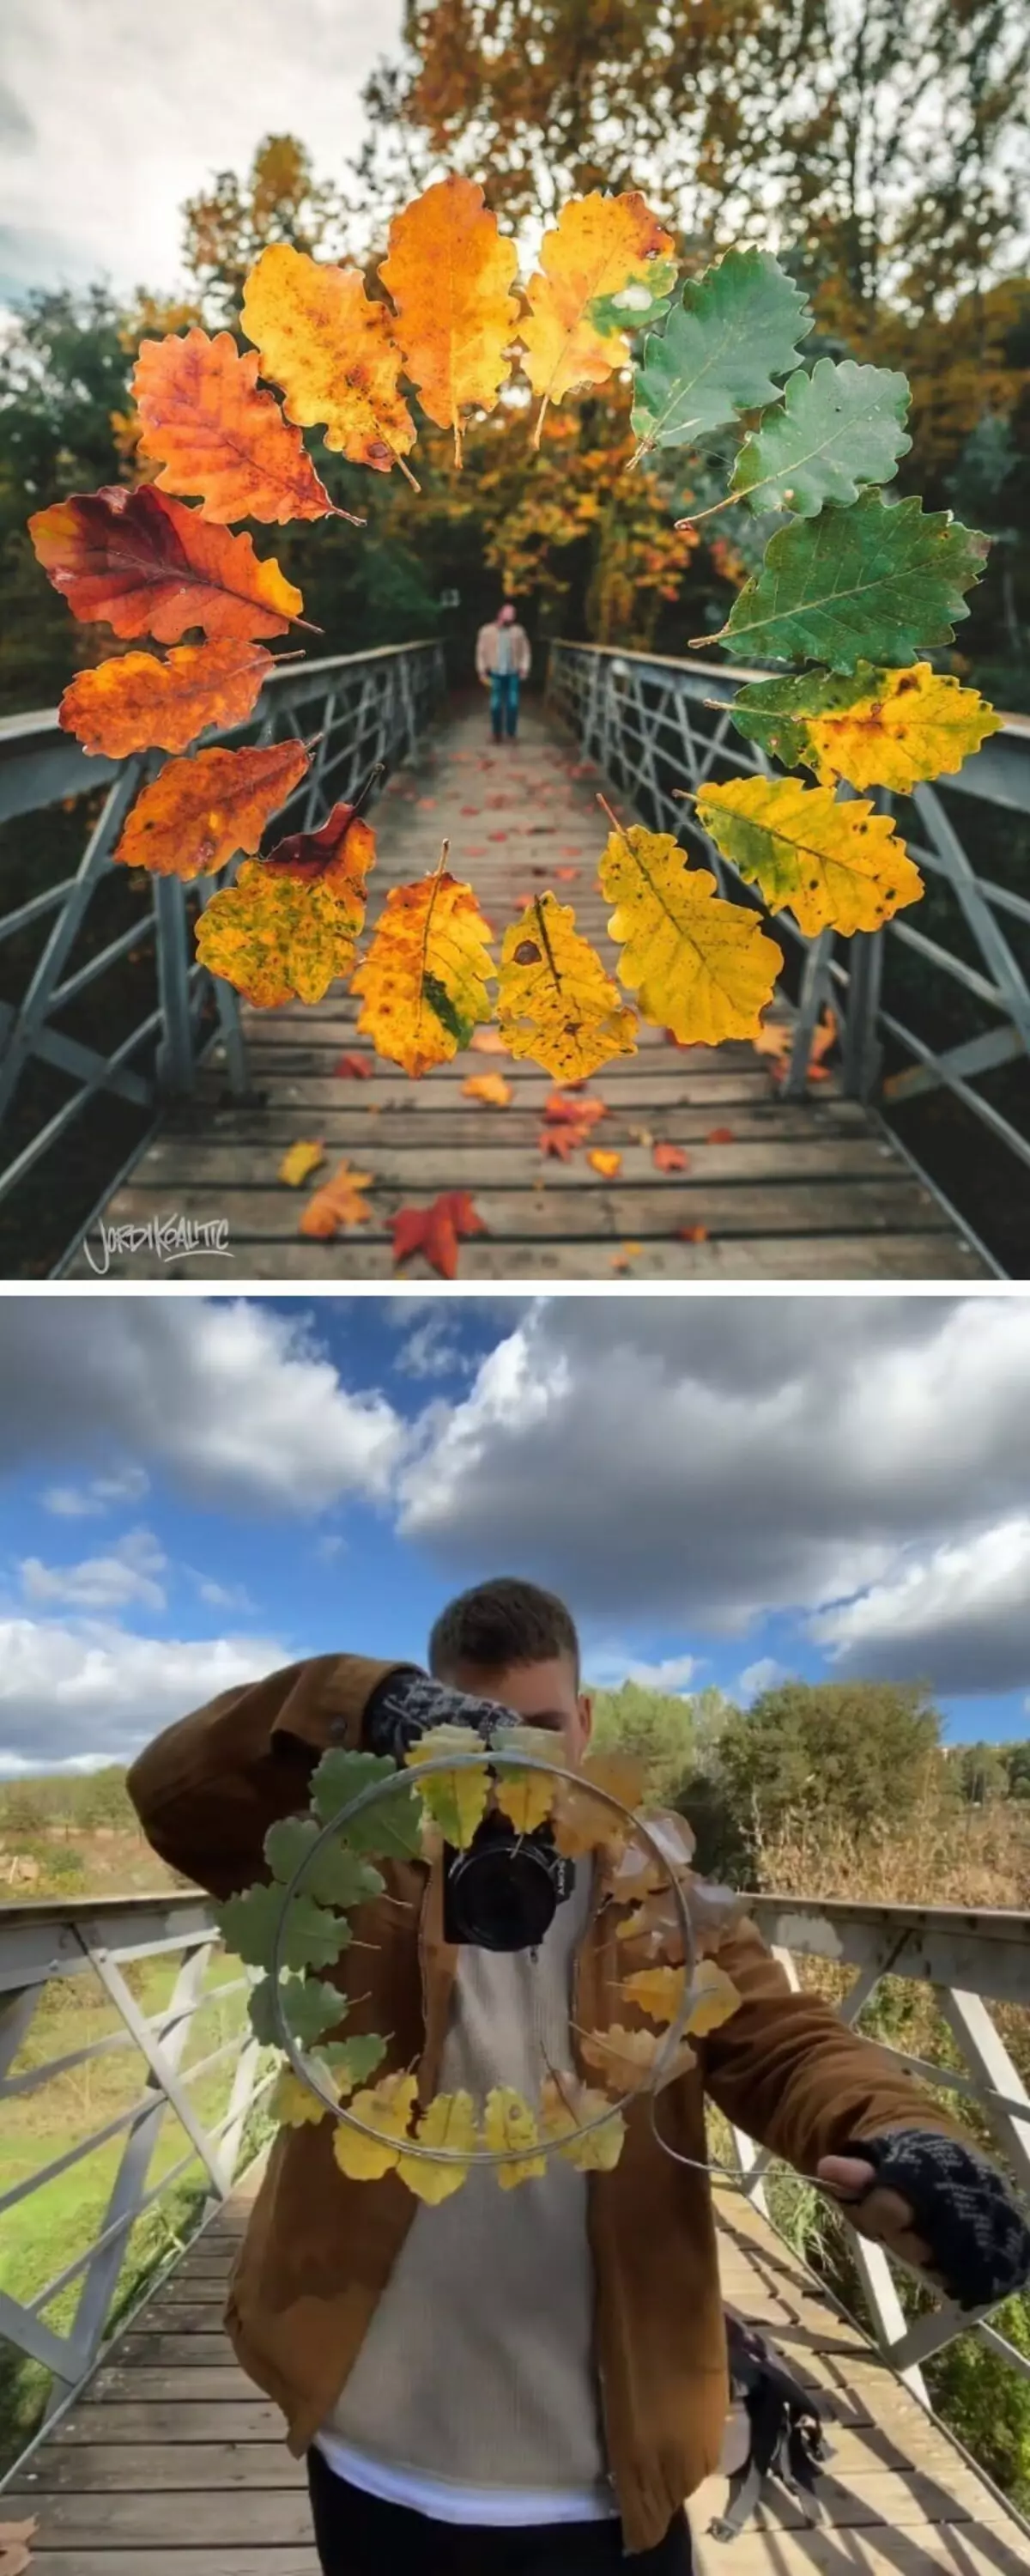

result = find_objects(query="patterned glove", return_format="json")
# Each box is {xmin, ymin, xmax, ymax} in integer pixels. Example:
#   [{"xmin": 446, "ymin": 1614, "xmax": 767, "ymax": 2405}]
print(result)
[
  {"xmin": 838, "ymin": 2129, "xmax": 1030, "ymax": 2310},
  {"xmin": 362, "ymin": 1669, "xmax": 519, "ymax": 1766}
]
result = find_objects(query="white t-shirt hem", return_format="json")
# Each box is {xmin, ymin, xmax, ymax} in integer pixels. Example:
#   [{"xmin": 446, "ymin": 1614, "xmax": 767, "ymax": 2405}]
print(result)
[{"xmin": 312, "ymin": 2429, "xmax": 620, "ymax": 2526}]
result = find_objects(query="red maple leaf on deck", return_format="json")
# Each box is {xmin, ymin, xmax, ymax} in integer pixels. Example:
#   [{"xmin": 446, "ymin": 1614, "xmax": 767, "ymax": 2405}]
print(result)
[{"xmin": 391, "ymin": 1189, "xmax": 487, "ymax": 1280}]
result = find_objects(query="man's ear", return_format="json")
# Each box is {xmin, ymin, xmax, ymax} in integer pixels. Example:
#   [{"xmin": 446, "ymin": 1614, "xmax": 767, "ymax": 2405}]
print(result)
[{"xmin": 578, "ymin": 1692, "xmax": 593, "ymax": 1746}]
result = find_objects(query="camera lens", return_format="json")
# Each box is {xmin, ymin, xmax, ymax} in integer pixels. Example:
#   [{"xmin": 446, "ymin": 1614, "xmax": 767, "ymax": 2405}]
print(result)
[{"xmin": 445, "ymin": 1835, "xmax": 560, "ymax": 1951}]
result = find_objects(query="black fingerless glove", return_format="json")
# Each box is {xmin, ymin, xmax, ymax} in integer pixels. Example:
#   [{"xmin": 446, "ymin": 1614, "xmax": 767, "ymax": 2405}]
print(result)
[
  {"xmin": 363, "ymin": 1669, "xmax": 519, "ymax": 1766},
  {"xmin": 839, "ymin": 2129, "xmax": 1030, "ymax": 2310}
]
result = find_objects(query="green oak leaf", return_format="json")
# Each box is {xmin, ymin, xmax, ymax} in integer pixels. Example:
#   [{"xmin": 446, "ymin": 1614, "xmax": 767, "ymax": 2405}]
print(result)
[
  {"xmin": 215, "ymin": 1882, "xmax": 353, "ymax": 1975},
  {"xmin": 730, "ymin": 359, "xmax": 911, "ymax": 517},
  {"xmin": 247, "ymin": 1972, "xmax": 348, "ymax": 2050},
  {"xmin": 712, "ymin": 489, "xmax": 989, "ymax": 671},
  {"xmin": 264, "ymin": 1815, "xmax": 385, "ymax": 1910},
  {"xmin": 631, "ymin": 249, "xmax": 811, "ymax": 458},
  {"xmin": 318, "ymin": 2032, "xmax": 390, "ymax": 2093},
  {"xmin": 588, "ymin": 255, "xmax": 679, "ymax": 341},
  {"xmin": 728, "ymin": 663, "xmax": 894, "ymax": 769},
  {"xmin": 310, "ymin": 1746, "xmax": 424, "ymax": 1858}
]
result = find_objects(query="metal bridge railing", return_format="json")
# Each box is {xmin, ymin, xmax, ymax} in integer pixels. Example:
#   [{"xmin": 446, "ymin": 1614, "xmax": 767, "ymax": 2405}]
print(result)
[
  {"xmin": 548, "ymin": 641, "xmax": 1030, "ymax": 1267},
  {"xmin": 1, "ymin": 1888, "xmax": 1027, "ymax": 2510},
  {"xmin": 0, "ymin": 639, "xmax": 446, "ymax": 1252},
  {"xmin": 0, "ymin": 1890, "xmax": 273, "ymax": 2476}
]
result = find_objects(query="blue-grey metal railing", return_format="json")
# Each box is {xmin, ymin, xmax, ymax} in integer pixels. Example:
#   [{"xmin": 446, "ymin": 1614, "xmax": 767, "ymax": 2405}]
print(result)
[
  {"xmin": 0, "ymin": 639, "xmax": 446, "ymax": 1261},
  {"xmin": 548, "ymin": 641, "xmax": 1030, "ymax": 1269}
]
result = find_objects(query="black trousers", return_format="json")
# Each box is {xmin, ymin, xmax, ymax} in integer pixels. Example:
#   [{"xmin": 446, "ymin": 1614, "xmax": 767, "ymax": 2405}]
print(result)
[{"xmin": 306, "ymin": 2448, "xmax": 694, "ymax": 2575}]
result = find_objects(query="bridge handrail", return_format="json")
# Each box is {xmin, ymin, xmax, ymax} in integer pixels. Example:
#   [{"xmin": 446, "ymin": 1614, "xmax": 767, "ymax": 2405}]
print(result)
[
  {"xmin": 547, "ymin": 639, "xmax": 1030, "ymax": 1278},
  {"xmin": 1, "ymin": 1886, "xmax": 1027, "ymax": 2494},
  {"xmin": 0, "ymin": 639, "xmax": 447, "ymax": 1273}
]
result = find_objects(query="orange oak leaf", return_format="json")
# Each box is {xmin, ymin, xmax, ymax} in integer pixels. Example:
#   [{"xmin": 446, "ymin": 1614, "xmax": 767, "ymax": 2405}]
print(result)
[
  {"xmin": 242, "ymin": 246, "xmax": 419, "ymax": 485},
  {"xmin": 588, "ymin": 1147, "xmax": 622, "ymax": 1176},
  {"xmin": 279, "ymin": 1139, "xmax": 325, "ymax": 1186},
  {"xmin": 300, "ymin": 1159, "xmax": 374, "ymax": 1236},
  {"xmin": 554, "ymin": 865, "xmax": 581, "ymax": 881},
  {"xmin": 543, "ymin": 1091, "xmax": 608, "ymax": 1130},
  {"xmin": 463, "ymin": 1072, "xmax": 513, "ymax": 1106},
  {"xmin": 652, "ymin": 1142, "xmax": 688, "ymax": 1172},
  {"xmin": 196, "ymin": 804, "xmax": 376, "ymax": 1003},
  {"xmin": 58, "ymin": 640, "xmax": 274, "ymax": 757},
  {"xmin": 521, "ymin": 192, "xmax": 675, "ymax": 440},
  {"xmin": 133, "ymin": 328, "xmax": 342, "ymax": 525},
  {"xmin": 391, "ymin": 1189, "xmax": 487, "ymax": 1280},
  {"xmin": 539, "ymin": 1127, "xmax": 579, "ymax": 1160},
  {"xmin": 114, "ymin": 738, "xmax": 308, "ymax": 878},
  {"xmin": 679, "ymin": 1224, "xmax": 710, "ymax": 1242},
  {"xmin": 470, "ymin": 1028, "xmax": 510, "ymax": 1055},
  {"xmin": 334, "ymin": 1052, "xmax": 374, "ymax": 1078},
  {"xmin": 752, "ymin": 1007, "xmax": 837, "ymax": 1082},
  {"xmin": 379, "ymin": 175, "xmax": 519, "ymax": 466},
  {"xmin": 28, "ymin": 486, "xmax": 303, "ymax": 641}
]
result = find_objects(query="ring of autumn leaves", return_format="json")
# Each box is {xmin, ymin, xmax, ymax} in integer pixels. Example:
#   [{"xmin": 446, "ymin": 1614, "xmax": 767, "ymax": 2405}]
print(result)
[
  {"xmin": 211, "ymin": 1728, "xmax": 747, "ymax": 2199},
  {"xmin": 31, "ymin": 173, "xmax": 1001, "ymax": 1105}
]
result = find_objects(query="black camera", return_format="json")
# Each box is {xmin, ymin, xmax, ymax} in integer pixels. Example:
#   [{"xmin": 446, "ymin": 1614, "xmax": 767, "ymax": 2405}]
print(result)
[{"xmin": 442, "ymin": 1810, "xmax": 575, "ymax": 1952}]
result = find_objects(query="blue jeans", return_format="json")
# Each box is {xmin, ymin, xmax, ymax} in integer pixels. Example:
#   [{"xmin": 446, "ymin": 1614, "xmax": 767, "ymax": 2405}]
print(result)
[{"xmin": 490, "ymin": 671, "xmax": 520, "ymax": 738}]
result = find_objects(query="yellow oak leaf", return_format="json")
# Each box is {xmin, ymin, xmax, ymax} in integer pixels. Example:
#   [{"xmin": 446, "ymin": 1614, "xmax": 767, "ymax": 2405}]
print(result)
[
  {"xmin": 497, "ymin": 891, "xmax": 637, "ymax": 1081},
  {"xmin": 484, "ymin": 2085, "xmax": 548, "ymax": 2188},
  {"xmin": 491, "ymin": 1724, "xmax": 565, "ymax": 1836},
  {"xmin": 332, "ymin": 2071, "xmax": 419, "ymax": 2180},
  {"xmin": 540, "ymin": 2074, "xmax": 627, "ymax": 2172},
  {"xmin": 579, "ymin": 2023, "xmax": 696, "ymax": 2095},
  {"xmin": 379, "ymin": 174, "xmax": 520, "ymax": 466},
  {"xmin": 681, "ymin": 1957, "xmax": 742, "ymax": 2037},
  {"xmin": 695, "ymin": 776, "xmax": 924, "ymax": 939},
  {"xmin": 598, "ymin": 823, "xmax": 781, "ymax": 1044},
  {"xmin": 352, "ymin": 862, "xmax": 496, "ymax": 1075},
  {"xmin": 278, "ymin": 1139, "xmax": 325, "ymax": 1188},
  {"xmin": 521, "ymin": 191, "xmax": 675, "ymax": 440},
  {"xmin": 802, "ymin": 663, "xmax": 1002, "ymax": 793},
  {"xmin": 397, "ymin": 2088, "xmax": 479, "ymax": 2203},
  {"xmin": 405, "ymin": 1723, "xmax": 490, "ymax": 1850},
  {"xmin": 196, "ymin": 805, "xmax": 376, "ymax": 1009},
  {"xmin": 552, "ymin": 1750, "xmax": 646, "ymax": 1859},
  {"xmin": 241, "ymin": 245, "xmax": 419, "ymax": 485},
  {"xmin": 620, "ymin": 1964, "xmax": 686, "ymax": 2024},
  {"xmin": 463, "ymin": 1071, "xmax": 513, "ymax": 1106},
  {"xmin": 588, "ymin": 1147, "xmax": 622, "ymax": 1177},
  {"xmin": 271, "ymin": 2068, "xmax": 331, "ymax": 2126}
]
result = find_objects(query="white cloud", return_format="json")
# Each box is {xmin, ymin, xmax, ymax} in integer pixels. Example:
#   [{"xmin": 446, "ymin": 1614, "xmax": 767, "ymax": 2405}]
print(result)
[
  {"xmin": 398, "ymin": 1297, "xmax": 1030, "ymax": 1694},
  {"xmin": 19, "ymin": 1527, "xmax": 167, "ymax": 1613},
  {"xmin": 586, "ymin": 1650, "xmax": 699, "ymax": 1693},
  {"xmin": 737, "ymin": 1658, "xmax": 786, "ymax": 1701},
  {"xmin": 43, "ymin": 1467, "xmax": 149, "ymax": 1516},
  {"xmin": 1, "ymin": 1300, "xmax": 403, "ymax": 1514},
  {"xmin": 394, "ymin": 1309, "xmax": 467, "ymax": 1383},
  {"xmin": 809, "ymin": 1519, "xmax": 1030, "ymax": 1692},
  {"xmin": 0, "ymin": 1614, "xmax": 287, "ymax": 1766},
  {"xmin": 191, "ymin": 1574, "xmax": 256, "ymax": 1613}
]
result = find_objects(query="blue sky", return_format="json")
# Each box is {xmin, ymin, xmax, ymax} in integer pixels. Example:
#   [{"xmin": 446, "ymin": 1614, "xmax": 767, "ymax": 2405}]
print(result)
[{"xmin": 0, "ymin": 1292, "xmax": 1027, "ymax": 1774}]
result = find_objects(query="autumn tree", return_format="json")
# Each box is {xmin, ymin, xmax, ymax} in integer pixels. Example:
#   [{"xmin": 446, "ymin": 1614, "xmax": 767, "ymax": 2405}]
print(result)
[{"xmin": 181, "ymin": 135, "xmax": 351, "ymax": 329}]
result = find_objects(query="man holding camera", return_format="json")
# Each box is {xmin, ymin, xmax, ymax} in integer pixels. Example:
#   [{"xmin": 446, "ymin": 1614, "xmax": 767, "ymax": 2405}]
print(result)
[{"xmin": 128, "ymin": 1578, "xmax": 1030, "ymax": 2576}]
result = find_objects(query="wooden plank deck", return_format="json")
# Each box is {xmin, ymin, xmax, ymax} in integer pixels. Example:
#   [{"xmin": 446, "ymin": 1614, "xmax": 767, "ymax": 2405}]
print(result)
[
  {"xmin": 7, "ymin": 2178, "xmax": 1028, "ymax": 2574},
  {"xmin": 67, "ymin": 698, "xmax": 987, "ymax": 1281}
]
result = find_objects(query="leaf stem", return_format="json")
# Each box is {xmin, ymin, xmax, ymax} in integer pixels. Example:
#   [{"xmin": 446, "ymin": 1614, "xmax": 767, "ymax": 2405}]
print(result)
[
  {"xmin": 675, "ymin": 493, "xmax": 741, "ymax": 532},
  {"xmin": 350, "ymin": 761, "xmax": 387, "ymax": 820}
]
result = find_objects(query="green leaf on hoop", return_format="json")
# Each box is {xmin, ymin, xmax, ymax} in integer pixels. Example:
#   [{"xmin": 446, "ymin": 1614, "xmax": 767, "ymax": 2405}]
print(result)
[
  {"xmin": 712, "ymin": 489, "xmax": 989, "ymax": 671},
  {"xmin": 247, "ymin": 1971, "xmax": 348, "ymax": 2049},
  {"xmin": 631, "ymin": 250, "xmax": 810, "ymax": 459},
  {"xmin": 319, "ymin": 2032, "xmax": 390, "ymax": 2093},
  {"xmin": 730, "ymin": 359, "xmax": 911, "ymax": 517},
  {"xmin": 310, "ymin": 1746, "xmax": 424, "ymax": 1858},
  {"xmin": 215, "ymin": 1881, "xmax": 352, "ymax": 1974},
  {"xmin": 264, "ymin": 1814, "xmax": 385, "ymax": 1908}
]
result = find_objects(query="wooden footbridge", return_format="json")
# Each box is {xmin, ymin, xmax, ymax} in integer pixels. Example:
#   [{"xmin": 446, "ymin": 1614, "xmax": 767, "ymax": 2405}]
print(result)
[
  {"xmin": 3, "ymin": 1892, "xmax": 1029, "ymax": 2575},
  {"xmin": 3, "ymin": 641, "xmax": 1027, "ymax": 1279}
]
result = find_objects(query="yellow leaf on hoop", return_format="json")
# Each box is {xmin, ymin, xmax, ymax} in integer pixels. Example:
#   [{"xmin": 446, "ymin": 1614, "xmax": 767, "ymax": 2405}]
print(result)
[
  {"xmin": 397, "ymin": 2089, "xmax": 479, "ymax": 2202},
  {"xmin": 620, "ymin": 1964, "xmax": 686, "ymax": 2025},
  {"xmin": 404, "ymin": 1723, "xmax": 490, "ymax": 1849},
  {"xmin": 331, "ymin": 2071, "xmax": 418, "ymax": 2180},
  {"xmin": 541, "ymin": 2073, "xmax": 627, "ymax": 2172},
  {"xmin": 492, "ymin": 1725, "xmax": 564, "ymax": 1836},
  {"xmin": 579, "ymin": 2023, "xmax": 696, "ymax": 2095},
  {"xmin": 271, "ymin": 2068, "xmax": 330, "ymax": 2126},
  {"xmin": 484, "ymin": 2085, "xmax": 548, "ymax": 2188}
]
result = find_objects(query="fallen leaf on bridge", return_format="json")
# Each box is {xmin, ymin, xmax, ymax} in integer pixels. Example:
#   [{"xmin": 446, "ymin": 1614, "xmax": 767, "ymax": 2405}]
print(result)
[
  {"xmin": 379, "ymin": 173, "xmax": 519, "ymax": 467},
  {"xmin": 133, "ymin": 328, "xmax": 338, "ymax": 525},
  {"xmin": 463, "ymin": 1072, "xmax": 512, "ymax": 1105},
  {"xmin": 470, "ymin": 1028, "xmax": 510, "ymax": 1054},
  {"xmin": 588, "ymin": 1147, "xmax": 623, "ymax": 1177},
  {"xmin": 753, "ymin": 1006, "xmax": 836, "ymax": 1081},
  {"xmin": 544, "ymin": 1091, "xmax": 608, "ymax": 1130},
  {"xmin": 334, "ymin": 1051, "xmax": 374, "ymax": 1078},
  {"xmin": 706, "ymin": 1127, "xmax": 735, "ymax": 1144},
  {"xmin": 539, "ymin": 1127, "xmax": 579, "ymax": 1161},
  {"xmin": 392, "ymin": 1188, "xmax": 487, "ymax": 1279},
  {"xmin": 242, "ymin": 246, "xmax": 419, "ymax": 483},
  {"xmin": 0, "ymin": 2515, "xmax": 37, "ymax": 2576},
  {"xmin": 554, "ymin": 864, "xmax": 581, "ymax": 880},
  {"xmin": 278, "ymin": 1139, "xmax": 325, "ymax": 1186},
  {"xmin": 115, "ymin": 738, "xmax": 308, "ymax": 878},
  {"xmin": 29, "ymin": 485, "xmax": 303, "ymax": 641},
  {"xmin": 351, "ymin": 854, "xmax": 495, "ymax": 1075},
  {"xmin": 498, "ymin": 892, "xmax": 637, "ymax": 1082},
  {"xmin": 652, "ymin": 1143, "xmax": 688, "ymax": 1172},
  {"xmin": 300, "ymin": 1159, "xmax": 374, "ymax": 1236},
  {"xmin": 679, "ymin": 1224, "xmax": 710, "ymax": 1242},
  {"xmin": 58, "ymin": 638, "xmax": 274, "ymax": 756}
]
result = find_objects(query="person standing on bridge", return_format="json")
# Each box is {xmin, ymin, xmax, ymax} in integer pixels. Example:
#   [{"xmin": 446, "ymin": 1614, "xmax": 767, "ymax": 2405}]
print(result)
[
  {"xmin": 128, "ymin": 1578, "xmax": 1030, "ymax": 2576},
  {"xmin": 476, "ymin": 598, "xmax": 532, "ymax": 742}
]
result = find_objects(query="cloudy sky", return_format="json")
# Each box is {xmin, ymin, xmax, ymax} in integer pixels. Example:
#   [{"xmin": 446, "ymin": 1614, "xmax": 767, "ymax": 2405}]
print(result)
[
  {"xmin": 0, "ymin": 0, "xmax": 403, "ymax": 302},
  {"xmin": 0, "ymin": 1291, "xmax": 1027, "ymax": 1774}
]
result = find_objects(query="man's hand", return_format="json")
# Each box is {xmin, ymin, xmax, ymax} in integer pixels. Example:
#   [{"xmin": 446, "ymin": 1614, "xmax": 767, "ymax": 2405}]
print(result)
[{"xmin": 816, "ymin": 2130, "xmax": 1030, "ymax": 2310}]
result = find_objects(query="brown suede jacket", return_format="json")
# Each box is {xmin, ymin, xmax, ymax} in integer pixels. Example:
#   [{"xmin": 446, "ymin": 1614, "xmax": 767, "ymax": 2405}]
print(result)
[{"xmin": 128, "ymin": 1655, "xmax": 966, "ymax": 2555}]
